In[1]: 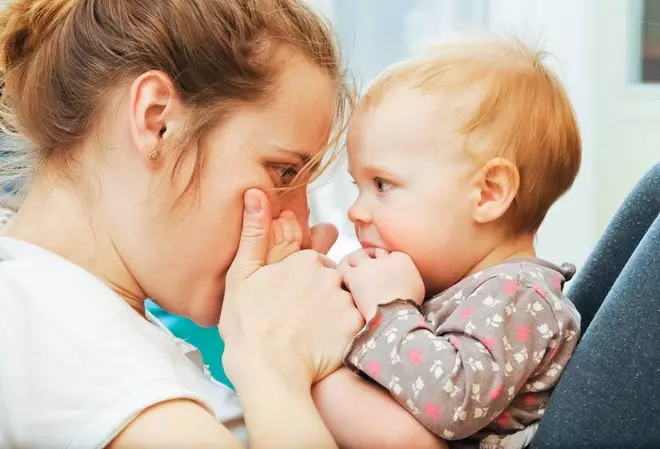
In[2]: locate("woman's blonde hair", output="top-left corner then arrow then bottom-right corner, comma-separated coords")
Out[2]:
0,0 -> 351,206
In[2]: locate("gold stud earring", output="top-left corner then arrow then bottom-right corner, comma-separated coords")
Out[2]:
148,126 -> 166,162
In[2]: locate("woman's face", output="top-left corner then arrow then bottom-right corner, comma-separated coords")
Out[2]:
116,54 -> 338,326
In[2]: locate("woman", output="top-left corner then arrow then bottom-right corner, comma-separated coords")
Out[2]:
0,0 -> 362,447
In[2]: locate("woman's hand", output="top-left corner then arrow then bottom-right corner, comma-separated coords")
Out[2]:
219,189 -> 363,390
340,248 -> 425,319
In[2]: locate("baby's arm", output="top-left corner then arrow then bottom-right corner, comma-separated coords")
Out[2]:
344,277 -> 559,440
312,368 -> 447,449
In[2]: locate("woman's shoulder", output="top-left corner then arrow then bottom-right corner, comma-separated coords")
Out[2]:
0,237 -> 174,350
0,237 -> 243,448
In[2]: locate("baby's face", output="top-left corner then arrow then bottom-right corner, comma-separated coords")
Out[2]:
346,86 -> 482,293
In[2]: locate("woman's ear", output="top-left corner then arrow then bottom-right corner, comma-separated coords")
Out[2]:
471,157 -> 520,224
128,70 -> 185,165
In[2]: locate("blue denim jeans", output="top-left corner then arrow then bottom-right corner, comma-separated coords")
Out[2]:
532,164 -> 660,448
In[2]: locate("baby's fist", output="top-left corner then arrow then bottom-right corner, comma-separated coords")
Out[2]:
341,249 -> 425,318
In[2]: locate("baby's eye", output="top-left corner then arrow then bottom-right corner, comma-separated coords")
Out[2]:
374,178 -> 393,193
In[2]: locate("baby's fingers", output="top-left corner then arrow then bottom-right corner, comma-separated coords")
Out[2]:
267,211 -> 302,264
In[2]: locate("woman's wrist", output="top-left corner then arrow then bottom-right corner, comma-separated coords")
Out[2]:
225,347 -> 337,449
223,343 -> 313,397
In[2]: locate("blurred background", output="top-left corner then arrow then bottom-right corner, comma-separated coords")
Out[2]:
307,0 -> 660,268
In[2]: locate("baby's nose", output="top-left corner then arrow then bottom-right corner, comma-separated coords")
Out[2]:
348,197 -> 371,225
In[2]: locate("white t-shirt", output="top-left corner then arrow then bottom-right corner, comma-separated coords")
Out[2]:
0,237 -> 247,448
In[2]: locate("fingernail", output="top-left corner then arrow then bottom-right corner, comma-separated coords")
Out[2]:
245,191 -> 262,215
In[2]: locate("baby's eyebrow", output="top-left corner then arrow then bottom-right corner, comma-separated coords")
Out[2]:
362,164 -> 399,180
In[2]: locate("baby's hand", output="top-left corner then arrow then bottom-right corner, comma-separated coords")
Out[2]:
340,248 -> 425,319
267,210 -> 303,264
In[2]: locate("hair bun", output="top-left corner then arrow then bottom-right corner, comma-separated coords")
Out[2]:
0,0 -> 77,72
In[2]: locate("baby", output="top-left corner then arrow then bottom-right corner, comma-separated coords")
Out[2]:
268,36 -> 581,449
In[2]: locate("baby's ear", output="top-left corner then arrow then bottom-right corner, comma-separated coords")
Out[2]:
470,158 -> 520,225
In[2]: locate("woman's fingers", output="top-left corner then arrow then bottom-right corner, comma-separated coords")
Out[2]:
225,189 -> 272,285
222,246 -> 361,386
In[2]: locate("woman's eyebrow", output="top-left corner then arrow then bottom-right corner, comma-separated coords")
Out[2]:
274,147 -> 312,165
275,147 -> 329,177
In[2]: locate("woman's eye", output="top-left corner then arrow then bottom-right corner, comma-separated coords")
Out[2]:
375,178 -> 393,193
274,165 -> 299,186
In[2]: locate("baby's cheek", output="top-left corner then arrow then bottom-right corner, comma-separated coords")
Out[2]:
375,216 -> 436,281
373,217 -> 413,254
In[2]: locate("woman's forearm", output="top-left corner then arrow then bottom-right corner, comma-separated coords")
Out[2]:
232,362 -> 337,449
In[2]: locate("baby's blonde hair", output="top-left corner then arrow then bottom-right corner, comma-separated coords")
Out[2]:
364,36 -> 581,234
